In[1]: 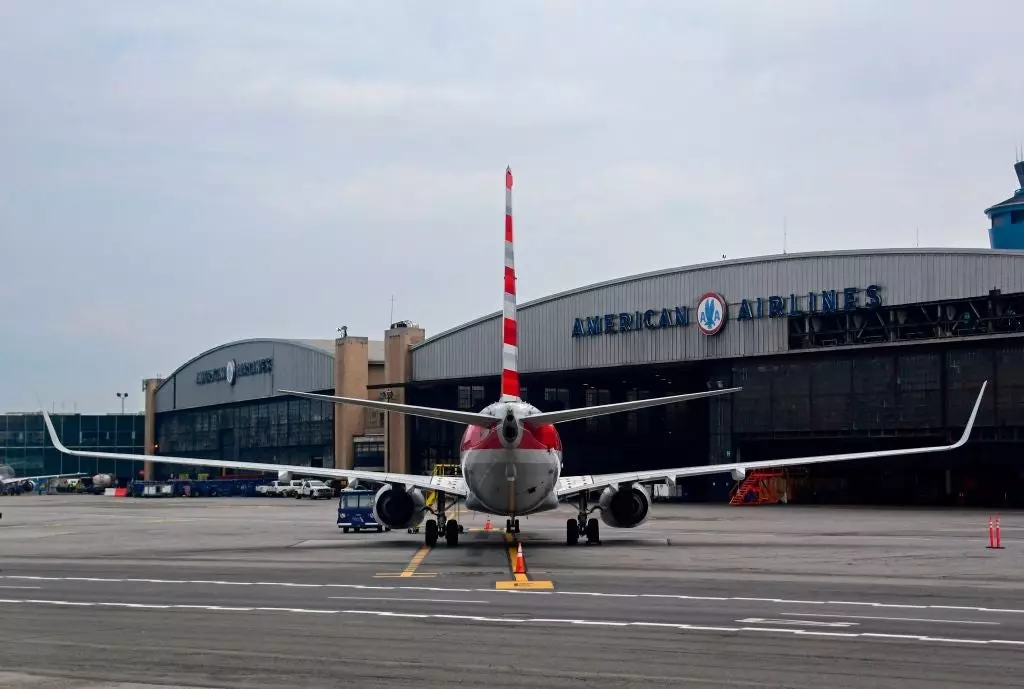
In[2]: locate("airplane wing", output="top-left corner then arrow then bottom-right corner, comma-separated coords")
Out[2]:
556,381 -> 987,499
523,387 -> 742,426
0,472 -> 87,486
278,390 -> 499,428
40,412 -> 468,497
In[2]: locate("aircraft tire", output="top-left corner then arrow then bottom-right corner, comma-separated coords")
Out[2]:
445,520 -> 459,546
425,519 -> 438,547
566,519 -> 579,545
586,518 -> 600,545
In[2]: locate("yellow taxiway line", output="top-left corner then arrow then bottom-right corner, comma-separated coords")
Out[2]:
398,545 -> 432,577
375,502 -> 460,578
496,532 -> 554,590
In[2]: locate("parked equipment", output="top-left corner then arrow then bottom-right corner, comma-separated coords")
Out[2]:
337,489 -> 389,533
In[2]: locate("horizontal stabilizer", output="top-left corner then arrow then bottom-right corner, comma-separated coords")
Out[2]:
524,387 -> 742,426
278,390 -> 499,427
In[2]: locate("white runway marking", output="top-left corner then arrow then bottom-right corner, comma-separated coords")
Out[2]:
739,617 -> 858,628
780,612 -> 1001,626
3,575 -> 1023,616
327,596 -> 489,604
0,597 -> 1021,647
0,586 -> 41,589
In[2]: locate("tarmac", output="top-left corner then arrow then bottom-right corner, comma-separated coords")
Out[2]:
1,494 -> 1023,688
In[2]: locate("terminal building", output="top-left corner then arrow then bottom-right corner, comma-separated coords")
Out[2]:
6,163 -> 1024,506
0,412 -> 145,481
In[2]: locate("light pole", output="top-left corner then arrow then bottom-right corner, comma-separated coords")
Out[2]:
380,388 -> 393,472
116,392 -> 127,414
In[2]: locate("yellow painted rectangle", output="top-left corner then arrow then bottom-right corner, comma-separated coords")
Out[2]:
495,580 -> 555,590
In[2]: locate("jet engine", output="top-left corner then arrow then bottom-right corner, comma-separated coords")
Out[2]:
598,483 -> 651,529
20,480 -> 36,492
372,484 -> 428,531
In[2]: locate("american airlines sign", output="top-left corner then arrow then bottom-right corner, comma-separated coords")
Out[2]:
196,357 -> 274,386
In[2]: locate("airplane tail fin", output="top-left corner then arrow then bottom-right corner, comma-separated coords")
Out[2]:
501,166 -> 520,401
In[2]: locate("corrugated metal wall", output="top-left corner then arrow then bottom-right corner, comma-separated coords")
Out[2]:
411,250 -> 1024,381
154,340 -> 334,413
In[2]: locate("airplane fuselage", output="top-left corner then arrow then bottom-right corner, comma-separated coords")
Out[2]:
459,400 -> 563,516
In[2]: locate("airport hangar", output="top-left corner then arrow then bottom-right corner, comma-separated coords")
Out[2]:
7,161 -> 1023,497
117,247 -> 1024,507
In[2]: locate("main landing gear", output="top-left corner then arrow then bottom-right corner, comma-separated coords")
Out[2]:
566,493 -> 600,545
505,518 -> 520,534
424,491 -> 464,547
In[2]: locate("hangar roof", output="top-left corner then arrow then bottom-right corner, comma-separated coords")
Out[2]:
153,337 -> 383,414
414,248 -> 1020,348
410,248 -> 1024,382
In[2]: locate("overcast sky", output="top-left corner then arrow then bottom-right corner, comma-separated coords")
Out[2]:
1,0 -> 1022,413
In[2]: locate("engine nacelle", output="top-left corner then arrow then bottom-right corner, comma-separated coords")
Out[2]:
21,480 -> 36,492
731,467 -> 746,482
372,484 -> 428,531
598,483 -> 651,529
277,470 -> 293,483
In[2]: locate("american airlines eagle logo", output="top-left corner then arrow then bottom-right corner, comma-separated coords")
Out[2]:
696,293 -> 726,336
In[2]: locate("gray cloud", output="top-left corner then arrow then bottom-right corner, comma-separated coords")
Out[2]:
1,0 -> 1021,412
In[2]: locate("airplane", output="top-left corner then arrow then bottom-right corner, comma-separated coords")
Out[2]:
0,466 -> 87,494
40,167 -> 988,547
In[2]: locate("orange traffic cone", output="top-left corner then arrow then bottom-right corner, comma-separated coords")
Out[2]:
513,543 -> 526,574
484,517 -> 492,531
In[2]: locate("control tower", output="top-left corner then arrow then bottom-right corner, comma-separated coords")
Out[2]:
986,156 -> 1024,250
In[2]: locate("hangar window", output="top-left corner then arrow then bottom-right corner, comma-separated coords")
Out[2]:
457,385 -> 486,410
544,388 -> 571,411
585,388 -> 611,432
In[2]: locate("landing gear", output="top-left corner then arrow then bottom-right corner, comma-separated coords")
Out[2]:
424,491 -> 462,546
567,493 -> 601,545
505,518 -> 520,534
445,519 -> 460,546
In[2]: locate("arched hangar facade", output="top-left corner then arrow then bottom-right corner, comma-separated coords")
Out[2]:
406,248 -> 1024,506
143,336 -> 410,480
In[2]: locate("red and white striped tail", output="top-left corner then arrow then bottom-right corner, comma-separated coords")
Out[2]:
501,166 -> 520,401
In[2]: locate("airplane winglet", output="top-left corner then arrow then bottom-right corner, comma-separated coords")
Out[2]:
953,380 -> 987,449
41,411 -> 72,454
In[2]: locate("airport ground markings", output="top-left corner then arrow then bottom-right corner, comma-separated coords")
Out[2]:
778,612 -> 1000,626
4,575 -> 1023,617
0,596 -> 1021,648
327,595 -> 489,605
375,503 -> 467,578
494,531 -> 555,590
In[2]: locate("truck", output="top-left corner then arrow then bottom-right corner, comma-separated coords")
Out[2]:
337,489 -> 389,533
255,480 -> 303,497
297,479 -> 332,500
